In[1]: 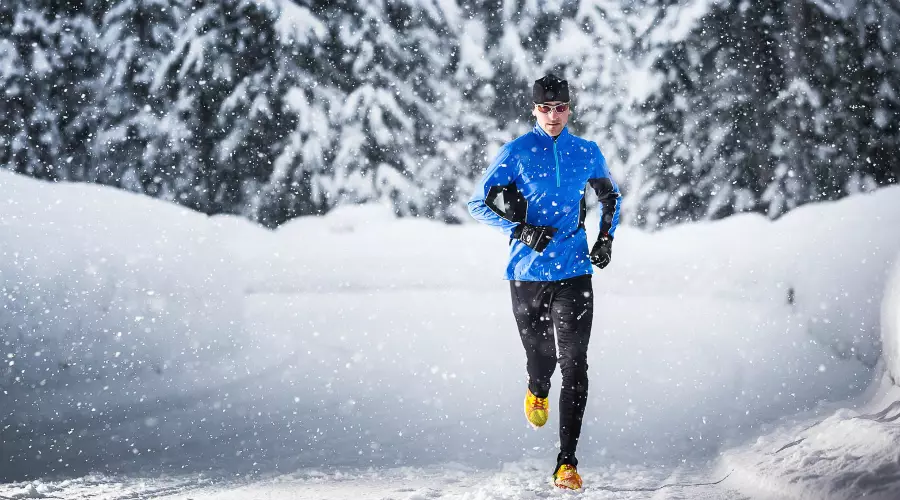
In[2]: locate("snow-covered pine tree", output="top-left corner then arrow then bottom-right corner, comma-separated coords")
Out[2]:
93,0 -> 185,197
151,0 -> 293,216
641,0 -> 898,227
292,1 -> 432,216
260,0 -> 480,223
431,2 -> 509,222
392,1 -> 476,222
252,0 -> 333,227
641,0 -> 786,225
818,0 -> 900,193
0,1 -> 101,182
0,1 -> 21,170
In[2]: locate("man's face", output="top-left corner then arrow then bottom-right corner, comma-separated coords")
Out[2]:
533,101 -> 570,137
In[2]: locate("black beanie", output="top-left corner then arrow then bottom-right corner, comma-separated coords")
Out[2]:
533,74 -> 570,103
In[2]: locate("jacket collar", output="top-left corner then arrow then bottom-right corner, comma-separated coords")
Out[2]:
532,123 -> 570,144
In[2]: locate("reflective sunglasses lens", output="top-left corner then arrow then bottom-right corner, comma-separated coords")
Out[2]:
536,103 -> 568,113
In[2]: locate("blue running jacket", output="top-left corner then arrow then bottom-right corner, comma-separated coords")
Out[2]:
468,124 -> 621,281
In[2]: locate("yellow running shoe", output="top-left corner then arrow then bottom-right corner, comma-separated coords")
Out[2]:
524,389 -> 549,428
553,464 -> 582,490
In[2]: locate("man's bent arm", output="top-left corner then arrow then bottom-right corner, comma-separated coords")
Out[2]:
588,145 -> 621,238
468,145 -> 521,238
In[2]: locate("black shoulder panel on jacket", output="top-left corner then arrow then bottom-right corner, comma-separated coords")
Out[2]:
589,178 -> 617,201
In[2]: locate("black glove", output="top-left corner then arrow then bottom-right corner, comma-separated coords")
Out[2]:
590,234 -> 613,269
513,223 -> 557,253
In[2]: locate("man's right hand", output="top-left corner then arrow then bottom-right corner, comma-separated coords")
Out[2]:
514,223 -> 557,253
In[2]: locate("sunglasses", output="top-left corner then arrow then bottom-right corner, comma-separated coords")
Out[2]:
534,102 -> 570,113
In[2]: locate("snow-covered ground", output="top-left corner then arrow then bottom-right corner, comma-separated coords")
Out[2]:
1,169 -> 900,499
719,254 -> 900,500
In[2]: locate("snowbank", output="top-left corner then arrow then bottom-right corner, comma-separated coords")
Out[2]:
2,169 -> 900,482
721,373 -> 900,500
0,172 -> 244,477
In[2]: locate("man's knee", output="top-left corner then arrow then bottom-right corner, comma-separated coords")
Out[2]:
558,355 -> 589,383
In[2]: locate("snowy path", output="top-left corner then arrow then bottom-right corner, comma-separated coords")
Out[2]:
0,287 -> 877,497
0,461 -> 751,499
1,288 -> 773,497
4,286 -> 897,498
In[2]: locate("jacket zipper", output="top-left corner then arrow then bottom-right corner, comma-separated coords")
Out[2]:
553,141 -> 560,187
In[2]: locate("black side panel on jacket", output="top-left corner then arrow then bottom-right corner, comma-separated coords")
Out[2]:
578,195 -> 587,230
486,181 -> 528,223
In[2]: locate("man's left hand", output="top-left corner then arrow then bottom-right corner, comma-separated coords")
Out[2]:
590,234 -> 613,269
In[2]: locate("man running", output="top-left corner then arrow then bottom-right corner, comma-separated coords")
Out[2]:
467,73 -> 621,490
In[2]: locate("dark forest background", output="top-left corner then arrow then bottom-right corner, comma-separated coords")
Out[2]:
1,0 -> 897,228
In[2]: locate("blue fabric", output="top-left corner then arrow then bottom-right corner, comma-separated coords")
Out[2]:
468,124 -> 621,281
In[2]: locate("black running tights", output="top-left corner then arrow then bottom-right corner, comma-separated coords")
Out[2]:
510,274 -> 593,468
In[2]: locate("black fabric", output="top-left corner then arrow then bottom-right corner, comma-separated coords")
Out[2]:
485,181 -> 527,224
533,74 -> 570,103
578,195 -> 587,230
510,275 -> 593,466
555,452 -> 578,473
589,177 -> 620,236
